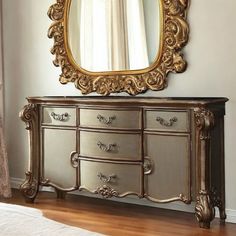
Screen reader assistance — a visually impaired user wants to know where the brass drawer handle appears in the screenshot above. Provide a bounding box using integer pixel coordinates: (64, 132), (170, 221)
(97, 172), (117, 183)
(51, 112), (69, 121)
(156, 116), (178, 127)
(97, 114), (116, 125)
(97, 141), (118, 152)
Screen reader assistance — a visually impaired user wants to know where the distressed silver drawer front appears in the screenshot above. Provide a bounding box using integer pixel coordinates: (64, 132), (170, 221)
(80, 160), (142, 196)
(80, 130), (141, 160)
(80, 108), (141, 129)
(145, 110), (189, 132)
(42, 107), (76, 126)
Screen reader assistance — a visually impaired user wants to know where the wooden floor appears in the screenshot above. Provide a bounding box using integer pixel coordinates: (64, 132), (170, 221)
(1, 189), (236, 236)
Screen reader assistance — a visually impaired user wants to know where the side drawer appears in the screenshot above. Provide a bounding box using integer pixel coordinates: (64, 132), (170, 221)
(42, 106), (77, 126)
(80, 108), (141, 129)
(79, 130), (142, 161)
(80, 160), (142, 196)
(145, 110), (189, 132)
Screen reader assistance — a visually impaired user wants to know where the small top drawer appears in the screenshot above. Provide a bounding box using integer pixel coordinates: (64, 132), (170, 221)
(42, 107), (76, 126)
(145, 110), (189, 132)
(80, 108), (141, 129)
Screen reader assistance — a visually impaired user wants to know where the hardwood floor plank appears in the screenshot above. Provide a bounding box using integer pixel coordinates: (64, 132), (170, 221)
(1, 189), (236, 236)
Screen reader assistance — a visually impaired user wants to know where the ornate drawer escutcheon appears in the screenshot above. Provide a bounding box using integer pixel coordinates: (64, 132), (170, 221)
(97, 114), (116, 125)
(97, 141), (118, 152)
(97, 172), (117, 183)
(51, 112), (70, 122)
(156, 116), (178, 127)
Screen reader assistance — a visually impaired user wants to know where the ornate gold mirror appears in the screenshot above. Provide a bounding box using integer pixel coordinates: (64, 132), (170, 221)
(48, 0), (189, 95)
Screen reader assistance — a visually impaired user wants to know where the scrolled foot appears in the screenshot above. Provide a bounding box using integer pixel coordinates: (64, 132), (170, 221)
(20, 171), (39, 203)
(195, 190), (215, 229)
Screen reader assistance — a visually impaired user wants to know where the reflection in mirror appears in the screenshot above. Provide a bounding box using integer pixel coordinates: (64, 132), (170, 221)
(68, 0), (161, 72)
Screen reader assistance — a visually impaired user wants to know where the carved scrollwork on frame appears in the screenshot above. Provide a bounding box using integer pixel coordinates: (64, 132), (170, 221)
(145, 193), (190, 204)
(19, 103), (40, 202)
(179, 193), (191, 204)
(194, 108), (215, 140)
(48, 0), (189, 95)
(20, 171), (38, 202)
(19, 103), (38, 130)
(94, 185), (119, 198)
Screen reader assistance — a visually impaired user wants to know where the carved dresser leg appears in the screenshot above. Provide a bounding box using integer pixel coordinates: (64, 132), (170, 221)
(19, 103), (40, 203)
(195, 190), (215, 229)
(194, 108), (216, 228)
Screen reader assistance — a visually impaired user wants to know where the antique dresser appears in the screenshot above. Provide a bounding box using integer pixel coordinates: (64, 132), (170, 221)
(20, 96), (228, 228)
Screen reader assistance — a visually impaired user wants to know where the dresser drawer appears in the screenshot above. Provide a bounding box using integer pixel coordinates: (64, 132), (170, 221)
(80, 108), (141, 129)
(79, 130), (141, 161)
(42, 107), (76, 126)
(80, 160), (142, 196)
(145, 110), (189, 132)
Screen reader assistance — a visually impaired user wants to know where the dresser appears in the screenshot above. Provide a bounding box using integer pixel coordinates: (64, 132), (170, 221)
(20, 97), (228, 228)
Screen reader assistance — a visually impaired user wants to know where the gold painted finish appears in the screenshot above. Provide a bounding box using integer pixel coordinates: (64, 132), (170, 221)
(48, 0), (190, 95)
(19, 97), (228, 229)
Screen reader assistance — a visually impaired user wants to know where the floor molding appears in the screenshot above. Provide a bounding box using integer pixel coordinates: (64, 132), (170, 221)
(11, 177), (236, 224)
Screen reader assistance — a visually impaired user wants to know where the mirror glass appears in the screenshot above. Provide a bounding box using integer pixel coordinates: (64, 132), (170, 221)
(68, 0), (161, 72)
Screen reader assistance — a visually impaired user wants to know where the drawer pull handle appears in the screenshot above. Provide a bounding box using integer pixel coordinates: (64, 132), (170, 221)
(51, 112), (69, 122)
(144, 156), (153, 175)
(70, 151), (79, 168)
(156, 116), (178, 127)
(97, 141), (118, 152)
(97, 114), (116, 125)
(97, 172), (117, 183)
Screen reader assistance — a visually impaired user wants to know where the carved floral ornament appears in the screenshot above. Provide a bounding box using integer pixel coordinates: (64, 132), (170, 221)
(48, 0), (189, 95)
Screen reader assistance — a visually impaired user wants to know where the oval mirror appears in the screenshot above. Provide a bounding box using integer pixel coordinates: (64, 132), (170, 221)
(48, 0), (189, 95)
(68, 0), (161, 72)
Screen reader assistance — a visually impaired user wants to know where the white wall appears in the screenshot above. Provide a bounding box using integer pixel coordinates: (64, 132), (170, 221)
(2, 0), (236, 219)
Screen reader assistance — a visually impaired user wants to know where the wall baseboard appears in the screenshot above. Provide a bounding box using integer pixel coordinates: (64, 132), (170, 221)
(11, 177), (236, 224)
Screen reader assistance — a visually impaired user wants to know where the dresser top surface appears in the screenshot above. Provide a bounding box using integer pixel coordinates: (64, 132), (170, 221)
(26, 96), (228, 107)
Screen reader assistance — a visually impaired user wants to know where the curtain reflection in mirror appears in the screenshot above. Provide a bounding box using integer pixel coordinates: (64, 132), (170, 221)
(69, 0), (159, 72)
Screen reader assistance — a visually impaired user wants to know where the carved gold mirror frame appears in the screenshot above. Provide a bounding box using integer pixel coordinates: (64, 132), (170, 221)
(48, 0), (189, 95)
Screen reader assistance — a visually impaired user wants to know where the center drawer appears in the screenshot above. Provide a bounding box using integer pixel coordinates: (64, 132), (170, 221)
(80, 108), (141, 129)
(79, 159), (142, 197)
(79, 130), (142, 161)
